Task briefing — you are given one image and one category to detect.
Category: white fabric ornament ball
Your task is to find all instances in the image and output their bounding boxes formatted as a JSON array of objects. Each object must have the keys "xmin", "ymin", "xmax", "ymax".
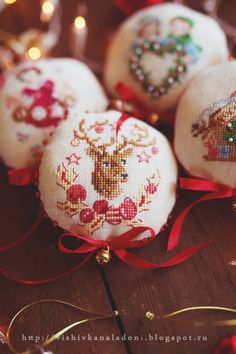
[
  {"xmin": 175, "ymin": 60, "xmax": 236, "ymax": 188},
  {"xmin": 39, "ymin": 110, "xmax": 177, "ymax": 241},
  {"xmin": 0, "ymin": 58, "xmax": 108, "ymax": 169},
  {"xmin": 104, "ymin": 3, "xmax": 228, "ymax": 114}
]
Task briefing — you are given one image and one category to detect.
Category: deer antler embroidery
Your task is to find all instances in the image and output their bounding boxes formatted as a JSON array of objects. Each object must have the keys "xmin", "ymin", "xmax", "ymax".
[{"xmin": 72, "ymin": 119, "xmax": 156, "ymax": 200}]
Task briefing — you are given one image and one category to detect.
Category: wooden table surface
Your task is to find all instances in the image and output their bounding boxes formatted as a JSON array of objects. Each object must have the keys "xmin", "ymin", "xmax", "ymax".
[{"xmin": 0, "ymin": 1, "xmax": 236, "ymax": 354}]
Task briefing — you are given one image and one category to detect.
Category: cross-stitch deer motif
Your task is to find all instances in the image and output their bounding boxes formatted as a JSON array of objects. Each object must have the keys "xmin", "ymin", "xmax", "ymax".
[{"xmin": 73, "ymin": 119, "xmax": 156, "ymax": 199}]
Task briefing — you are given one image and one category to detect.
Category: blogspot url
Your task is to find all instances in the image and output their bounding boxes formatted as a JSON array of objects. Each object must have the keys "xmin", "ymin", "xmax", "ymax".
[{"xmin": 19, "ymin": 334, "xmax": 208, "ymax": 344}]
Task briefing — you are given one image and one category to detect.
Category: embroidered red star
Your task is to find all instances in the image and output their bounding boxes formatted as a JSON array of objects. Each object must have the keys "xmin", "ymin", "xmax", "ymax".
[
  {"xmin": 137, "ymin": 150, "xmax": 152, "ymax": 163},
  {"xmin": 66, "ymin": 153, "xmax": 81, "ymax": 165}
]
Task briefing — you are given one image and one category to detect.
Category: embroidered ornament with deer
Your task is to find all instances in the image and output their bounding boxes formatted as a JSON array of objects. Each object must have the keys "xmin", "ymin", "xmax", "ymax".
[
  {"xmin": 0, "ymin": 58, "xmax": 108, "ymax": 170},
  {"xmin": 39, "ymin": 110, "xmax": 177, "ymax": 241}
]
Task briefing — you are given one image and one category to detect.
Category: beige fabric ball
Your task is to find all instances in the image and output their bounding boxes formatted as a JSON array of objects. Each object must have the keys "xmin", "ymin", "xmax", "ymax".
[
  {"xmin": 0, "ymin": 58, "xmax": 108, "ymax": 169},
  {"xmin": 175, "ymin": 60, "xmax": 236, "ymax": 188},
  {"xmin": 39, "ymin": 110, "xmax": 177, "ymax": 241},
  {"xmin": 104, "ymin": 3, "xmax": 228, "ymax": 114}
]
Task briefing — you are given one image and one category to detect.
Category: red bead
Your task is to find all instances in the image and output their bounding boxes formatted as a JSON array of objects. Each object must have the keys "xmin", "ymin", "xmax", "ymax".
[
  {"xmin": 80, "ymin": 208, "xmax": 95, "ymax": 224},
  {"xmin": 120, "ymin": 197, "xmax": 137, "ymax": 220},
  {"xmin": 67, "ymin": 184, "xmax": 86, "ymax": 203},
  {"xmin": 93, "ymin": 200, "xmax": 109, "ymax": 214},
  {"xmin": 146, "ymin": 183, "xmax": 157, "ymax": 194}
]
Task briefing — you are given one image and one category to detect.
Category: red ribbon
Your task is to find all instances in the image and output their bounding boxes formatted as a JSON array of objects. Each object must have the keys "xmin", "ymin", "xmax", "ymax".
[
  {"xmin": 113, "ymin": 0, "xmax": 163, "ymax": 16},
  {"xmin": 115, "ymin": 82, "xmax": 149, "ymax": 118},
  {"xmin": 0, "ymin": 210, "xmax": 43, "ymax": 253},
  {"xmin": 0, "ymin": 224, "xmax": 209, "ymax": 285},
  {"xmin": 8, "ymin": 167, "xmax": 37, "ymax": 186},
  {"xmin": 167, "ymin": 178, "xmax": 236, "ymax": 252},
  {"xmin": 115, "ymin": 82, "xmax": 176, "ymax": 125},
  {"xmin": 58, "ymin": 226, "xmax": 210, "ymax": 270},
  {"xmin": 214, "ymin": 336, "xmax": 236, "ymax": 354},
  {"xmin": 116, "ymin": 113, "xmax": 133, "ymax": 140},
  {"xmin": 0, "ymin": 254, "xmax": 92, "ymax": 285}
]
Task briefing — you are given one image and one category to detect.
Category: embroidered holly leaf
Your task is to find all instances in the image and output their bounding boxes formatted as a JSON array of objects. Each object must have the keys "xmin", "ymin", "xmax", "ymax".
[
  {"xmin": 57, "ymin": 201, "xmax": 80, "ymax": 217},
  {"xmin": 82, "ymin": 214, "xmax": 106, "ymax": 235},
  {"xmin": 125, "ymin": 218, "xmax": 143, "ymax": 228},
  {"xmin": 56, "ymin": 163, "xmax": 78, "ymax": 191},
  {"xmin": 136, "ymin": 170, "xmax": 161, "ymax": 212}
]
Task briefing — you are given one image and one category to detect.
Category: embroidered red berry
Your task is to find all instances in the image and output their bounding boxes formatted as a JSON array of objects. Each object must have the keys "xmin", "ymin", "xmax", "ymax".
[
  {"xmin": 80, "ymin": 208, "xmax": 95, "ymax": 223},
  {"xmin": 120, "ymin": 197, "xmax": 137, "ymax": 220},
  {"xmin": 146, "ymin": 183, "xmax": 157, "ymax": 194},
  {"xmin": 67, "ymin": 184, "xmax": 87, "ymax": 203},
  {"xmin": 95, "ymin": 125, "xmax": 104, "ymax": 133},
  {"xmin": 106, "ymin": 207, "xmax": 123, "ymax": 224},
  {"xmin": 151, "ymin": 146, "xmax": 159, "ymax": 155},
  {"xmin": 93, "ymin": 200, "xmax": 109, "ymax": 214}
]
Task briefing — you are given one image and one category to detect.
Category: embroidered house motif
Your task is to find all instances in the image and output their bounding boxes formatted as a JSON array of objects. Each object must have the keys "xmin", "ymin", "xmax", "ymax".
[
  {"xmin": 55, "ymin": 119, "xmax": 160, "ymax": 235},
  {"xmin": 192, "ymin": 91, "xmax": 236, "ymax": 162},
  {"xmin": 129, "ymin": 16, "xmax": 202, "ymax": 99}
]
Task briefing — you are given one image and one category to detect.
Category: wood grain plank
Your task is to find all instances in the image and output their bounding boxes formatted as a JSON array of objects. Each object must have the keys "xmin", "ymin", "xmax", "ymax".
[
  {"xmin": 0, "ymin": 168, "xmax": 127, "ymax": 354},
  {"xmin": 102, "ymin": 194, "xmax": 236, "ymax": 354},
  {"xmin": 0, "ymin": 1, "xmax": 236, "ymax": 354}
]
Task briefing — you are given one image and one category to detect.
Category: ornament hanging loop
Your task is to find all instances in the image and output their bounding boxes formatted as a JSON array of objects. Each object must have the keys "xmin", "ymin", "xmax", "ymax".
[{"xmin": 95, "ymin": 246, "xmax": 111, "ymax": 265}]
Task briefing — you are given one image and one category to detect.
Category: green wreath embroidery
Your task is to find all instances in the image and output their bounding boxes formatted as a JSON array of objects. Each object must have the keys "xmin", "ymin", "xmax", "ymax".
[
  {"xmin": 129, "ymin": 39, "xmax": 188, "ymax": 99},
  {"xmin": 224, "ymin": 119, "xmax": 236, "ymax": 144}
]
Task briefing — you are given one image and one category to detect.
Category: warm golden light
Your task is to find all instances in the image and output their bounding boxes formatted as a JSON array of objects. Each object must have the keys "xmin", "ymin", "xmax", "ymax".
[
  {"xmin": 4, "ymin": 0, "xmax": 17, "ymax": 4},
  {"xmin": 42, "ymin": 1, "xmax": 54, "ymax": 15},
  {"xmin": 74, "ymin": 16, "xmax": 86, "ymax": 30},
  {"xmin": 26, "ymin": 47, "xmax": 42, "ymax": 61}
]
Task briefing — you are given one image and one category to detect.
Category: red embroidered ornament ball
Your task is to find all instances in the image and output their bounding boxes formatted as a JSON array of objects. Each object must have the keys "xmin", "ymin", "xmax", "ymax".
[
  {"xmin": 0, "ymin": 58, "xmax": 108, "ymax": 170},
  {"xmin": 38, "ymin": 110, "xmax": 178, "ymax": 242}
]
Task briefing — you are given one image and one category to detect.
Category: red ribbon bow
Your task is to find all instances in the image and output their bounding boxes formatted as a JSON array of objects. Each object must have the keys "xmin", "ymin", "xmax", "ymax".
[
  {"xmin": 167, "ymin": 177, "xmax": 236, "ymax": 252},
  {"xmin": 59, "ymin": 226, "xmax": 209, "ymax": 270}
]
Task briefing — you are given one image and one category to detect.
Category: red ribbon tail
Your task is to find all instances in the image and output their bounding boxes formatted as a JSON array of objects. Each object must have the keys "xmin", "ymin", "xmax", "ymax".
[
  {"xmin": 113, "ymin": 0, "xmax": 163, "ymax": 16},
  {"xmin": 0, "ymin": 253, "xmax": 94, "ymax": 285},
  {"xmin": 115, "ymin": 82, "xmax": 149, "ymax": 118},
  {"xmin": 0, "ymin": 209, "xmax": 43, "ymax": 253},
  {"xmin": 114, "ymin": 241, "xmax": 210, "ymax": 269},
  {"xmin": 113, "ymin": 0, "xmax": 134, "ymax": 15},
  {"xmin": 167, "ymin": 178, "xmax": 235, "ymax": 252},
  {"xmin": 8, "ymin": 167, "xmax": 37, "ymax": 186},
  {"xmin": 214, "ymin": 336, "xmax": 236, "ymax": 354},
  {"xmin": 116, "ymin": 113, "xmax": 132, "ymax": 140}
]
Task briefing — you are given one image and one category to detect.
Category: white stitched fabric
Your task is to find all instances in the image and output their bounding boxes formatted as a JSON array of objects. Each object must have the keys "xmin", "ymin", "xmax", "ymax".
[
  {"xmin": 104, "ymin": 3, "xmax": 228, "ymax": 115},
  {"xmin": 0, "ymin": 58, "xmax": 108, "ymax": 169},
  {"xmin": 175, "ymin": 60, "xmax": 236, "ymax": 188},
  {"xmin": 39, "ymin": 110, "xmax": 177, "ymax": 241}
]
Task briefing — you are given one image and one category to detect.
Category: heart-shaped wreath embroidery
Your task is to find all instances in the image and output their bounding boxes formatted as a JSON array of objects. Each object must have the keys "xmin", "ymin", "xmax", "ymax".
[
  {"xmin": 129, "ymin": 16, "xmax": 202, "ymax": 99},
  {"xmin": 129, "ymin": 40, "xmax": 188, "ymax": 99}
]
